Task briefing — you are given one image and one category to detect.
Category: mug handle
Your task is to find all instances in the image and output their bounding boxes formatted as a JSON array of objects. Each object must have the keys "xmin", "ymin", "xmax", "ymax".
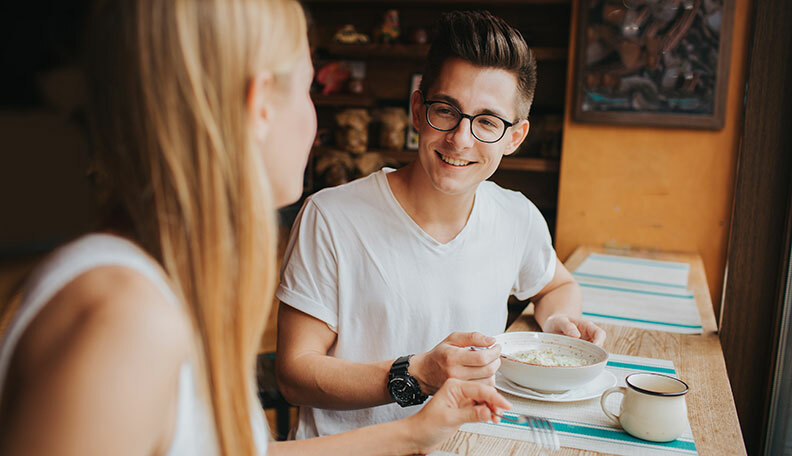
[{"xmin": 600, "ymin": 386, "xmax": 627, "ymax": 425}]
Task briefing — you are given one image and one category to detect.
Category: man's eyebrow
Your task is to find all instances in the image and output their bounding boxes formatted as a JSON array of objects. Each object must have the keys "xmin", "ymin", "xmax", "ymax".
[{"xmin": 429, "ymin": 93, "xmax": 510, "ymax": 119}]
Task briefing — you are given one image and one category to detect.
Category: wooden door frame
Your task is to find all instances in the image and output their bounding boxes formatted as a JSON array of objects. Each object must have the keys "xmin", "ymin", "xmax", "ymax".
[{"xmin": 719, "ymin": 0, "xmax": 792, "ymax": 453}]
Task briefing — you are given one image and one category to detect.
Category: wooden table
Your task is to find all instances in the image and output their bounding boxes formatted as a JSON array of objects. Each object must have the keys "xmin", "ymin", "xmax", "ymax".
[{"xmin": 438, "ymin": 245, "xmax": 747, "ymax": 455}]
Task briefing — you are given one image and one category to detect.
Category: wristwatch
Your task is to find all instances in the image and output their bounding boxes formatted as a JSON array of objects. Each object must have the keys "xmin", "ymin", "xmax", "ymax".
[{"xmin": 388, "ymin": 355, "xmax": 428, "ymax": 407}]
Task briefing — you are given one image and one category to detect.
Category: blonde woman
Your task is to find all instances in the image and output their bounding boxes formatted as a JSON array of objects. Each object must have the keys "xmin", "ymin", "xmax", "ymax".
[{"xmin": 0, "ymin": 1, "xmax": 510, "ymax": 455}]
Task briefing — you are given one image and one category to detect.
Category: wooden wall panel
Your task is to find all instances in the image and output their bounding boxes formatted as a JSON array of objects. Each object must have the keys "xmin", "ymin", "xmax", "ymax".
[
  {"xmin": 719, "ymin": 0, "xmax": 792, "ymax": 450},
  {"xmin": 555, "ymin": 0, "xmax": 753, "ymax": 318}
]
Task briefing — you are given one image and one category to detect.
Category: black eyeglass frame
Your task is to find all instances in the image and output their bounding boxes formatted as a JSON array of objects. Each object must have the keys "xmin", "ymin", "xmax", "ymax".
[{"xmin": 422, "ymin": 99, "xmax": 516, "ymax": 144}]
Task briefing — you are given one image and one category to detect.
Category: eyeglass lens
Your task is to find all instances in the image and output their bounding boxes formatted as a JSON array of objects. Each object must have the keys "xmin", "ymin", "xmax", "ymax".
[{"xmin": 427, "ymin": 101, "xmax": 506, "ymax": 143}]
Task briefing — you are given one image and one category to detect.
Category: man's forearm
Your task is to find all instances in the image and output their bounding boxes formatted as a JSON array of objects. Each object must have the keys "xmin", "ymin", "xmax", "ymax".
[
  {"xmin": 277, "ymin": 354, "xmax": 396, "ymax": 409},
  {"xmin": 532, "ymin": 281, "xmax": 582, "ymax": 329}
]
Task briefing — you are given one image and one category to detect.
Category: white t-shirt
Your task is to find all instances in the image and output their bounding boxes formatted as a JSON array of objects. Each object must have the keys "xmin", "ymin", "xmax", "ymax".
[{"xmin": 276, "ymin": 168, "xmax": 556, "ymax": 438}]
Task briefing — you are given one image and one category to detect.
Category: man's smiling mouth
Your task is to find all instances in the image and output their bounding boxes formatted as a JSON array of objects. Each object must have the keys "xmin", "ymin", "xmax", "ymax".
[{"xmin": 436, "ymin": 151, "xmax": 475, "ymax": 167}]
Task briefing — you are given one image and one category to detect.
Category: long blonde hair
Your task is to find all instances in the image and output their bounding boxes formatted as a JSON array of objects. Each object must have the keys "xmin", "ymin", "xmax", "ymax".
[{"xmin": 86, "ymin": 0, "xmax": 307, "ymax": 453}]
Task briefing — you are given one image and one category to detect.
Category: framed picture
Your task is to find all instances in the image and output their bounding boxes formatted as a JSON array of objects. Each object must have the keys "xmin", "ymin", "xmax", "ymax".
[
  {"xmin": 406, "ymin": 74, "xmax": 422, "ymax": 150},
  {"xmin": 573, "ymin": 0, "xmax": 734, "ymax": 129}
]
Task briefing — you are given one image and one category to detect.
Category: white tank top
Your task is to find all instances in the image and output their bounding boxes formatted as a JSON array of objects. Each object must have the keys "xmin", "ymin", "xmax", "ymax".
[{"xmin": 0, "ymin": 234, "xmax": 269, "ymax": 455}]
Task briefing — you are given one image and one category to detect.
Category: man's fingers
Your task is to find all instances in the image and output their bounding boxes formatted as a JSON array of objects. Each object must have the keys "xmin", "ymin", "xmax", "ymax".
[
  {"xmin": 445, "ymin": 331, "xmax": 496, "ymax": 348},
  {"xmin": 469, "ymin": 376, "xmax": 496, "ymax": 387},
  {"xmin": 557, "ymin": 319, "xmax": 581, "ymax": 338},
  {"xmin": 451, "ymin": 358, "xmax": 500, "ymax": 378},
  {"xmin": 591, "ymin": 326, "xmax": 607, "ymax": 346},
  {"xmin": 576, "ymin": 320, "xmax": 606, "ymax": 346},
  {"xmin": 456, "ymin": 346, "xmax": 501, "ymax": 367}
]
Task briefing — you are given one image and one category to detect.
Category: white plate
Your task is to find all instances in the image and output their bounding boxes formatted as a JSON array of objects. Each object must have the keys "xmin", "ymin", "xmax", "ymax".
[{"xmin": 495, "ymin": 369, "xmax": 617, "ymax": 402}]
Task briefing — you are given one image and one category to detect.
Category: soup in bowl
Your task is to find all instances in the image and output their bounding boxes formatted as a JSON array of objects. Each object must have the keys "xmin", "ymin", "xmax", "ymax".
[{"xmin": 494, "ymin": 331, "xmax": 608, "ymax": 393}]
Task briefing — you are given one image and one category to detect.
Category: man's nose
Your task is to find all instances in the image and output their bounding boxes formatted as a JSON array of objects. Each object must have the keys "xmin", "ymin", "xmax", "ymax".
[{"xmin": 446, "ymin": 117, "xmax": 475, "ymax": 149}]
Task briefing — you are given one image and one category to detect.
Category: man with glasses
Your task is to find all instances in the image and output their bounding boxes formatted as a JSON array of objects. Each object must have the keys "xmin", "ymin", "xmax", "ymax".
[{"xmin": 275, "ymin": 10, "xmax": 606, "ymax": 439}]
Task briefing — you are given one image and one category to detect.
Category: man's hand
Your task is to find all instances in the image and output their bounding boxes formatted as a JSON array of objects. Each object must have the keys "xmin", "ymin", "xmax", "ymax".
[
  {"xmin": 542, "ymin": 314, "xmax": 606, "ymax": 346},
  {"xmin": 409, "ymin": 332, "xmax": 501, "ymax": 395}
]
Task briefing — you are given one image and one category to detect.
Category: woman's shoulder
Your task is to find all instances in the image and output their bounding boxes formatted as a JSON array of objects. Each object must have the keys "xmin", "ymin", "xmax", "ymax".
[
  {"xmin": 1, "ymin": 258, "xmax": 193, "ymax": 454},
  {"xmin": 19, "ymin": 263, "xmax": 192, "ymax": 369},
  {"xmin": 12, "ymin": 233, "xmax": 194, "ymax": 374}
]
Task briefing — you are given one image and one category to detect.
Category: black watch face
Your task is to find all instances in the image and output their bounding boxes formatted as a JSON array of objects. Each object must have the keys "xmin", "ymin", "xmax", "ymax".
[{"xmin": 389, "ymin": 377, "xmax": 416, "ymax": 403}]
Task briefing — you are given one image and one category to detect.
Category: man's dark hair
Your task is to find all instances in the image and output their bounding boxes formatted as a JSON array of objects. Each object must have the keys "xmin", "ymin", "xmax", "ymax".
[{"xmin": 419, "ymin": 10, "xmax": 537, "ymax": 120}]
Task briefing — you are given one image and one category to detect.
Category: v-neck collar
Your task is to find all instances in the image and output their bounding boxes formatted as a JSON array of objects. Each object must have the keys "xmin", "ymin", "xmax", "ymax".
[{"xmin": 376, "ymin": 168, "xmax": 480, "ymax": 250}]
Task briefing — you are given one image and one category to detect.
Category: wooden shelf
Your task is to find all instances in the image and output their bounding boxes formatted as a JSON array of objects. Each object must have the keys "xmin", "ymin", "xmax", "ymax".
[
  {"xmin": 532, "ymin": 47, "xmax": 568, "ymax": 61},
  {"xmin": 321, "ymin": 43, "xmax": 566, "ymax": 61},
  {"xmin": 376, "ymin": 149, "xmax": 559, "ymax": 172},
  {"xmin": 304, "ymin": 0, "xmax": 569, "ymax": 4},
  {"xmin": 323, "ymin": 43, "xmax": 430, "ymax": 59},
  {"xmin": 311, "ymin": 93, "xmax": 375, "ymax": 107},
  {"xmin": 500, "ymin": 156, "xmax": 560, "ymax": 172}
]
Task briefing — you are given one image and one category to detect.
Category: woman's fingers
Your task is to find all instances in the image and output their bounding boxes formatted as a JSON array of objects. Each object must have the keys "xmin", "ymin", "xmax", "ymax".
[{"xmin": 455, "ymin": 379, "xmax": 512, "ymax": 411}]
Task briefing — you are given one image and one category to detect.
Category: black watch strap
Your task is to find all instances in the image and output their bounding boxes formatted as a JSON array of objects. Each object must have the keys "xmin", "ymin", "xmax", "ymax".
[{"xmin": 388, "ymin": 355, "xmax": 428, "ymax": 407}]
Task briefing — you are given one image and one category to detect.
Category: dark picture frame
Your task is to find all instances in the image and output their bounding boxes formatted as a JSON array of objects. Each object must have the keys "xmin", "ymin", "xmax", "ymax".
[{"xmin": 573, "ymin": 0, "xmax": 734, "ymax": 129}]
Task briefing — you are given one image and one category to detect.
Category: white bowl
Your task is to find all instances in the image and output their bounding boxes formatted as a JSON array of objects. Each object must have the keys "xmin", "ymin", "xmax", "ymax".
[{"xmin": 494, "ymin": 331, "xmax": 608, "ymax": 393}]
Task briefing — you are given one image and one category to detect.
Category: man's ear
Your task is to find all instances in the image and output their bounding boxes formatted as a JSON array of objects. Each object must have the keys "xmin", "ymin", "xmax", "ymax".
[
  {"xmin": 410, "ymin": 90, "xmax": 423, "ymax": 131},
  {"xmin": 247, "ymin": 70, "xmax": 275, "ymax": 143},
  {"xmin": 503, "ymin": 119, "xmax": 530, "ymax": 156}
]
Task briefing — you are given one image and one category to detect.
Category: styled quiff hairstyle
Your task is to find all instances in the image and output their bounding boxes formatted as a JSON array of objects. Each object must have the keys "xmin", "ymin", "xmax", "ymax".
[{"xmin": 419, "ymin": 10, "xmax": 537, "ymax": 120}]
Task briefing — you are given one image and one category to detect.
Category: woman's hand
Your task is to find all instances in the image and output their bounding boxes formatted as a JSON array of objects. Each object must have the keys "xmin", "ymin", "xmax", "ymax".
[{"xmin": 404, "ymin": 378, "xmax": 511, "ymax": 454}]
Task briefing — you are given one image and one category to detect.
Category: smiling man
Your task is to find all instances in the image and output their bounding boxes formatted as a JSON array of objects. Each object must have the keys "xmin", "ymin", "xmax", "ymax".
[{"xmin": 275, "ymin": 10, "xmax": 606, "ymax": 439}]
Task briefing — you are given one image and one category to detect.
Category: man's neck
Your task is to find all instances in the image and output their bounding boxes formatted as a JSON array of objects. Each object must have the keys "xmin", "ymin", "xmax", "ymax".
[{"xmin": 386, "ymin": 162, "xmax": 477, "ymax": 244}]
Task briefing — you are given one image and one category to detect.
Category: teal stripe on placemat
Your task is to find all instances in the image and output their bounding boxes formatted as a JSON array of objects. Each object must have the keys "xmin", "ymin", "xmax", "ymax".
[
  {"xmin": 589, "ymin": 253, "xmax": 690, "ymax": 270},
  {"xmin": 584, "ymin": 312, "xmax": 703, "ymax": 330},
  {"xmin": 606, "ymin": 360, "xmax": 677, "ymax": 375},
  {"xmin": 580, "ymin": 282, "xmax": 694, "ymax": 299},
  {"xmin": 573, "ymin": 271, "xmax": 689, "ymax": 289},
  {"xmin": 496, "ymin": 416, "xmax": 697, "ymax": 453}
]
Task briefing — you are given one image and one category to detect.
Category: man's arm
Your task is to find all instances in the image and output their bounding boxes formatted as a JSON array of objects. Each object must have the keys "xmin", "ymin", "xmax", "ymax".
[
  {"xmin": 531, "ymin": 259, "xmax": 607, "ymax": 346},
  {"xmin": 275, "ymin": 303, "xmax": 392, "ymax": 408},
  {"xmin": 275, "ymin": 303, "xmax": 501, "ymax": 409}
]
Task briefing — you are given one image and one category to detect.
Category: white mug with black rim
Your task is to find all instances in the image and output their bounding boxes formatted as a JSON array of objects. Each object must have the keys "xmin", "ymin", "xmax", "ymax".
[{"xmin": 600, "ymin": 372, "xmax": 690, "ymax": 442}]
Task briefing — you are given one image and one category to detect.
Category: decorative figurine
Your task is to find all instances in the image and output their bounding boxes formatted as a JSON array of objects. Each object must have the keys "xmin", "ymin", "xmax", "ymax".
[
  {"xmin": 312, "ymin": 128, "xmax": 333, "ymax": 147},
  {"xmin": 315, "ymin": 148, "xmax": 355, "ymax": 187},
  {"xmin": 316, "ymin": 62, "xmax": 350, "ymax": 95},
  {"xmin": 333, "ymin": 24, "xmax": 370, "ymax": 45},
  {"xmin": 409, "ymin": 27, "xmax": 429, "ymax": 45},
  {"xmin": 346, "ymin": 61, "xmax": 367, "ymax": 95},
  {"xmin": 374, "ymin": 107, "xmax": 409, "ymax": 151},
  {"xmin": 375, "ymin": 9, "xmax": 400, "ymax": 44},
  {"xmin": 354, "ymin": 152, "xmax": 399, "ymax": 177},
  {"xmin": 335, "ymin": 108, "xmax": 370, "ymax": 154},
  {"xmin": 348, "ymin": 78, "xmax": 364, "ymax": 94}
]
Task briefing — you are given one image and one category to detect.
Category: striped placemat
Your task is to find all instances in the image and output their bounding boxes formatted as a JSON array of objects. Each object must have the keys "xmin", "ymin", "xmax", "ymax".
[
  {"xmin": 573, "ymin": 254, "xmax": 702, "ymax": 334},
  {"xmin": 460, "ymin": 354, "xmax": 697, "ymax": 455},
  {"xmin": 575, "ymin": 253, "xmax": 690, "ymax": 289}
]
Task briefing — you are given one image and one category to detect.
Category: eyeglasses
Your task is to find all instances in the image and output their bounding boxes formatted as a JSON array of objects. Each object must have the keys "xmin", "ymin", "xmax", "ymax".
[{"xmin": 424, "ymin": 99, "xmax": 515, "ymax": 143}]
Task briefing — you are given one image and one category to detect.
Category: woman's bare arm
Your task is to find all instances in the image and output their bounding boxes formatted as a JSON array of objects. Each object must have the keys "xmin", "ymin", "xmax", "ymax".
[{"xmin": 0, "ymin": 266, "xmax": 191, "ymax": 456}]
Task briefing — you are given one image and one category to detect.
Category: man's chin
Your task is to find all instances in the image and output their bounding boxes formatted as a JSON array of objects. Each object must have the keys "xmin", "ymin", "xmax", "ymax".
[{"xmin": 429, "ymin": 176, "xmax": 478, "ymax": 197}]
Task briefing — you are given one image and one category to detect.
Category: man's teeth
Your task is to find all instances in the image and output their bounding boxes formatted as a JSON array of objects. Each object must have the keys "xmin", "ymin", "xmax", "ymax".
[{"xmin": 439, "ymin": 153, "xmax": 471, "ymax": 166}]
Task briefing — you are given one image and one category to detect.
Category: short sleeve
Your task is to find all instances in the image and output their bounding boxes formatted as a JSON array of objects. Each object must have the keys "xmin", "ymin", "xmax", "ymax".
[
  {"xmin": 276, "ymin": 198, "xmax": 339, "ymax": 332},
  {"xmin": 511, "ymin": 200, "xmax": 557, "ymax": 300}
]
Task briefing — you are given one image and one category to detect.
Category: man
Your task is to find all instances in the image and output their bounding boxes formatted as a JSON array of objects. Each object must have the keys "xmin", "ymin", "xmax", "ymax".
[{"xmin": 275, "ymin": 10, "xmax": 606, "ymax": 439}]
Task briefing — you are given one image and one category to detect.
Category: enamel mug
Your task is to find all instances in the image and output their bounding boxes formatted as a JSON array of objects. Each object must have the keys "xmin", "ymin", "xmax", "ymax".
[{"xmin": 600, "ymin": 373, "xmax": 689, "ymax": 442}]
